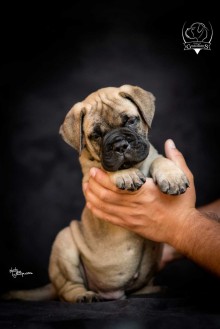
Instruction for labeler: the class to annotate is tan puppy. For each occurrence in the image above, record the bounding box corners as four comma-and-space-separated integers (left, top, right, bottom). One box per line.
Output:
3, 85, 189, 303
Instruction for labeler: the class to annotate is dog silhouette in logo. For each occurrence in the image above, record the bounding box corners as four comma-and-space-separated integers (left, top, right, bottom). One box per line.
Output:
185, 22, 208, 41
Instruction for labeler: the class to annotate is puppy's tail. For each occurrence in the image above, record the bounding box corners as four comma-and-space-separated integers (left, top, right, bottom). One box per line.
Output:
1, 283, 57, 301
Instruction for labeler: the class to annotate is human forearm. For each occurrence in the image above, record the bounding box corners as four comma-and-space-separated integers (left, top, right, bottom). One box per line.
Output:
170, 209, 220, 276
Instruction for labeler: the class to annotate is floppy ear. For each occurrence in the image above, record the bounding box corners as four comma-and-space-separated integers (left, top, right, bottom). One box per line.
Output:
119, 85, 155, 128
59, 102, 85, 153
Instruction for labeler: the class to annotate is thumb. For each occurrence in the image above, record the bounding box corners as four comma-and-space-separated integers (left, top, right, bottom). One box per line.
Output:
89, 168, 118, 191
165, 139, 188, 171
164, 139, 194, 191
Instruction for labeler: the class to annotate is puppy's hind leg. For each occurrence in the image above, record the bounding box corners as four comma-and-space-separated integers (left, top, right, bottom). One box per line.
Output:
49, 226, 101, 303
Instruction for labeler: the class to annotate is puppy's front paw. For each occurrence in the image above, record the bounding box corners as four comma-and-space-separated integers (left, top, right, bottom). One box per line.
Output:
154, 168, 189, 195
76, 291, 102, 303
150, 157, 189, 195
110, 169, 146, 191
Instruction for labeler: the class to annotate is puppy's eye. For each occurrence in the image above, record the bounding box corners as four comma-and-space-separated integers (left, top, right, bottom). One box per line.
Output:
125, 116, 139, 126
127, 118, 136, 125
90, 132, 101, 140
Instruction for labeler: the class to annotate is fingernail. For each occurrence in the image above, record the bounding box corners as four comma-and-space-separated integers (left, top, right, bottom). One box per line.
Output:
90, 168, 98, 177
168, 139, 176, 149
86, 202, 91, 209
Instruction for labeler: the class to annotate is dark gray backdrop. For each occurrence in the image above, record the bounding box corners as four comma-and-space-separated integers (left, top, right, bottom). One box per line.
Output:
1, 2, 219, 292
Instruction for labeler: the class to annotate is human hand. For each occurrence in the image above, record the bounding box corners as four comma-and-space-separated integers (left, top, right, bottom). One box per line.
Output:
84, 139, 196, 245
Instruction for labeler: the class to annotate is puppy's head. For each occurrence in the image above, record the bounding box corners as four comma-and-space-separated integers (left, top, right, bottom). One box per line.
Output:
59, 85, 155, 171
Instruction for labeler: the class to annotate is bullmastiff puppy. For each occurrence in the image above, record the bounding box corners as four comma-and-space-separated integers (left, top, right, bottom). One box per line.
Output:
4, 85, 189, 303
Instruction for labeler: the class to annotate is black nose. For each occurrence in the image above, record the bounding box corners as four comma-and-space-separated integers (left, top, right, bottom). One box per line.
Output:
113, 140, 129, 154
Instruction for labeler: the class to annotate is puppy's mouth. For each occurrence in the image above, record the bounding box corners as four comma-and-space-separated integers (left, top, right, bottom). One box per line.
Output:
101, 128, 149, 172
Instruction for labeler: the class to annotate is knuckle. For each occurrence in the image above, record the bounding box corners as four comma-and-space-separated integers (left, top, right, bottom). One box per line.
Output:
99, 189, 108, 201
105, 214, 114, 223
175, 150, 184, 159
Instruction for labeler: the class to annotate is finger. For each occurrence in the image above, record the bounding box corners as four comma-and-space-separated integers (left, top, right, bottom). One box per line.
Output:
87, 203, 126, 226
86, 198, 126, 227
86, 176, 137, 207
82, 182, 88, 194
89, 168, 119, 192
86, 202, 116, 223
87, 200, 142, 234
164, 139, 187, 167
165, 139, 189, 171
85, 181, 117, 208
165, 139, 194, 183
